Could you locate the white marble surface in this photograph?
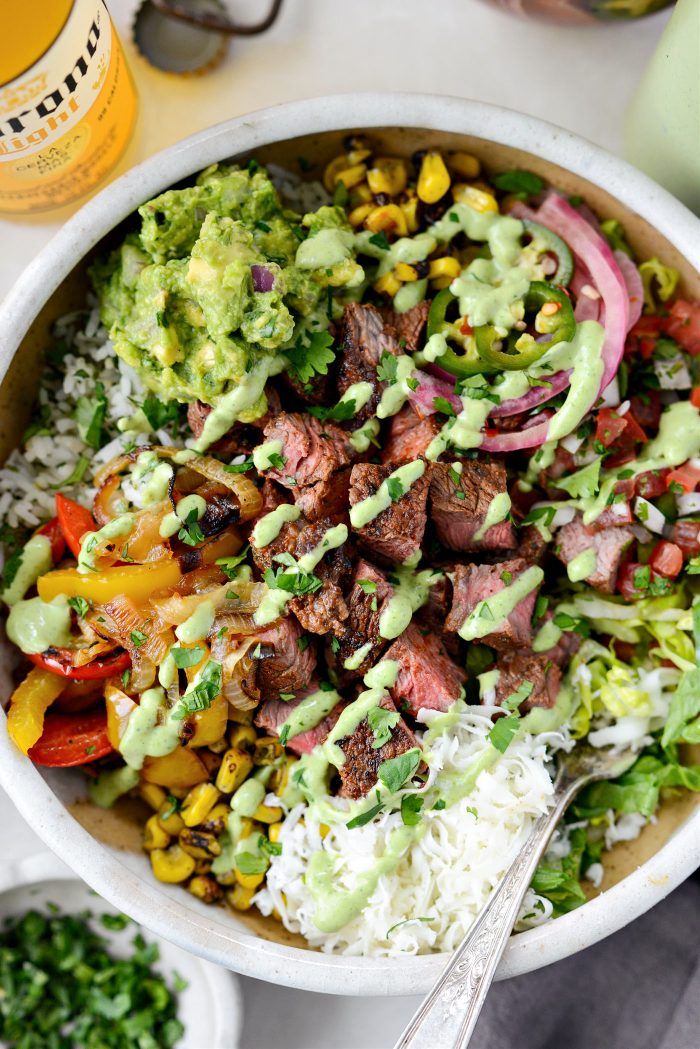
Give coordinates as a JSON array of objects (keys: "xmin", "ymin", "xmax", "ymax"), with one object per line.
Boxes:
[{"xmin": 0, "ymin": 2, "xmax": 675, "ymax": 1046}]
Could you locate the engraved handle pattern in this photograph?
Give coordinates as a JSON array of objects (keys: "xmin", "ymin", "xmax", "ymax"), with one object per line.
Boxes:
[{"xmin": 393, "ymin": 776, "xmax": 583, "ymax": 1049}]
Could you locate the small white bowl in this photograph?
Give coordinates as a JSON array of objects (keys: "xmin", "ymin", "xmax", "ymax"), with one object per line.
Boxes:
[
  {"xmin": 0, "ymin": 852, "xmax": 242, "ymax": 1049},
  {"xmin": 0, "ymin": 94, "xmax": 698, "ymax": 997}
]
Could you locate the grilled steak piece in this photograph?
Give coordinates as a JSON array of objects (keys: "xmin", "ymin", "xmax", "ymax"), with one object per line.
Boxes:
[
  {"xmin": 446, "ymin": 557, "xmax": 539, "ymax": 650},
  {"xmin": 349, "ymin": 462, "xmax": 429, "ymax": 565},
  {"xmin": 494, "ymin": 650, "xmax": 561, "ymax": 712},
  {"xmin": 337, "ymin": 303, "xmax": 401, "ymax": 423},
  {"xmin": 281, "ymin": 366, "xmax": 332, "ymax": 407},
  {"xmin": 381, "ymin": 406, "xmax": 442, "ymax": 465},
  {"xmin": 251, "ymin": 516, "xmax": 352, "ymax": 636},
  {"xmin": 255, "ymin": 615, "xmax": 317, "ymax": 699},
  {"xmin": 188, "ymin": 387, "xmax": 282, "ymax": 443},
  {"xmin": 292, "ymin": 466, "xmax": 352, "ymax": 521},
  {"xmin": 554, "ymin": 515, "xmax": 636, "ymax": 593},
  {"xmin": 384, "ymin": 622, "xmax": 466, "ymax": 717},
  {"xmin": 263, "ymin": 412, "xmax": 355, "ymax": 490},
  {"xmin": 254, "ymin": 684, "xmax": 344, "ymax": 756},
  {"xmin": 671, "ymin": 519, "xmax": 700, "ymax": 557},
  {"xmin": 517, "ymin": 524, "xmax": 549, "ymax": 565},
  {"xmin": 413, "ymin": 573, "xmax": 459, "ymax": 657},
  {"xmin": 429, "ymin": 461, "xmax": 515, "ymax": 552},
  {"xmin": 329, "ymin": 559, "xmax": 394, "ymax": 680},
  {"xmin": 259, "ymin": 478, "xmax": 290, "ymax": 515},
  {"xmin": 338, "ymin": 695, "xmax": 418, "ymax": 799},
  {"xmin": 378, "ymin": 300, "xmax": 430, "ymax": 353},
  {"xmin": 536, "ymin": 616, "xmax": 583, "ymax": 667}
]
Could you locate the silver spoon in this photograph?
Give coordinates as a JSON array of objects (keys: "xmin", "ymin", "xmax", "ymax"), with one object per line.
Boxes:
[{"xmin": 393, "ymin": 744, "xmax": 637, "ymax": 1049}]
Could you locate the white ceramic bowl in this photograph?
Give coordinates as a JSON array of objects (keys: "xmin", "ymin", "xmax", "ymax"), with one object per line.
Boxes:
[
  {"xmin": 0, "ymin": 94, "xmax": 699, "ymax": 997},
  {"xmin": 0, "ymin": 852, "xmax": 242, "ymax": 1048}
]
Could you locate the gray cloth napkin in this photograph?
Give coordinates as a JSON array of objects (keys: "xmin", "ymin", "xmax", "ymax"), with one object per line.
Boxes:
[{"xmin": 240, "ymin": 875, "xmax": 700, "ymax": 1049}]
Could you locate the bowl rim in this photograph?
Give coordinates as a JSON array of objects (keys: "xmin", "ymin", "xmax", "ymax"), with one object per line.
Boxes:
[{"xmin": 0, "ymin": 92, "xmax": 699, "ymax": 997}]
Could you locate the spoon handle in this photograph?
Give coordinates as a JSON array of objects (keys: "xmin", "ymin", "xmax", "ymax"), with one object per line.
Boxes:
[{"xmin": 393, "ymin": 776, "xmax": 583, "ymax": 1049}]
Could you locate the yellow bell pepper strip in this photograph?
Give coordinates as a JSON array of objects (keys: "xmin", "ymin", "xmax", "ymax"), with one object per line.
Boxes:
[
  {"xmin": 6, "ymin": 667, "xmax": 66, "ymax": 755},
  {"xmin": 37, "ymin": 560, "xmax": 181, "ymax": 605},
  {"xmin": 104, "ymin": 684, "xmax": 137, "ymax": 749},
  {"xmin": 141, "ymin": 748, "xmax": 209, "ymax": 789},
  {"xmin": 186, "ymin": 693, "xmax": 228, "ymax": 748}
]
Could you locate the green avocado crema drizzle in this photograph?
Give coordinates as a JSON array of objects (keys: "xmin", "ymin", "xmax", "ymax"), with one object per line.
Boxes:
[
  {"xmin": 276, "ymin": 686, "xmax": 342, "ymax": 745},
  {"xmin": 350, "ymin": 461, "xmax": 426, "ymax": 529},
  {"xmin": 378, "ymin": 553, "xmax": 443, "ymax": 641},
  {"xmin": 458, "ymin": 565, "xmax": 544, "ymax": 641},
  {"xmin": 78, "ymin": 514, "xmax": 134, "ymax": 574}
]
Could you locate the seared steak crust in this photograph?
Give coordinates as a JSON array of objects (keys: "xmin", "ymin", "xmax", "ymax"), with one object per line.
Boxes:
[
  {"xmin": 349, "ymin": 462, "xmax": 429, "ymax": 565},
  {"xmin": 446, "ymin": 558, "xmax": 538, "ymax": 650},
  {"xmin": 429, "ymin": 460, "xmax": 515, "ymax": 552},
  {"xmin": 338, "ymin": 695, "xmax": 418, "ymax": 799},
  {"xmin": 337, "ymin": 303, "xmax": 401, "ymax": 423}
]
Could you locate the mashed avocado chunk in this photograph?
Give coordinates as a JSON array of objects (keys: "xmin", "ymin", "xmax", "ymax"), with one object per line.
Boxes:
[{"xmin": 91, "ymin": 164, "xmax": 355, "ymax": 411}]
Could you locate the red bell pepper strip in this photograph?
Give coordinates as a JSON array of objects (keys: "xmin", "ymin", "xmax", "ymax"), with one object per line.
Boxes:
[
  {"xmin": 27, "ymin": 648, "xmax": 131, "ymax": 681},
  {"xmin": 55, "ymin": 493, "xmax": 96, "ymax": 559},
  {"xmin": 36, "ymin": 517, "xmax": 66, "ymax": 563},
  {"xmin": 28, "ymin": 709, "xmax": 113, "ymax": 767}
]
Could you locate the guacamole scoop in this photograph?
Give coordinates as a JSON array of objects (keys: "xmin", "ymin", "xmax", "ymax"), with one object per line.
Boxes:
[{"xmin": 91, "ymin": 164, "xmax": 333, "ymax": 413}]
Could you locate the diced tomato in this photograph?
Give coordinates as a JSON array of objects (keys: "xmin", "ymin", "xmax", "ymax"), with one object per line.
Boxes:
[
  {"xmin": 662, "ymin": 299, "xmax": 700, "ymax": 355},
  {"xmin": 629, "ymin": 391, "xmax": 661, "ymax": 432},
  {"xmin": 612, "ymin": 640, "xmax": 637, "ymax": 663},
  {"xmin": 605, "ymin": 409, "xmax": 648, "ymax": 469},
  {"xmin": 650, "ymin": 541, "xmax": 683, "ymax": 579},
  {"xmin": 639, "ymin": 338, "xmax": 657, "ymax": 360},
  {"xmin": 595, "ymin": 408, "xmax": 627, "ymax": 448},
  {"xmin": 28, "ymin": 709, "xmax": 112, "ymax": 767},
  {"xmin": 55, "ymin": 494, "xmax": 96, "ymax": 559},
  {"xmin": 671, "ymin": 519, "xmax": 700, "ymax": 557},
  {"xmin": 631, "ymin": 315, "xmax": 663, "ymax": 339},
  {"xmin": 666, "ymin": 462, "xmax": 700, "ymax": 494},
  {"xmin": 691, "ymin": 388, "xmax": 700, "ymax": 409},
  {"xmin": 27, "ymin": 648, "xmax": 131, "ymax": 681},
  {"xmin": 635, "ymin": 469, "xmax": 669, "ymax": 500},
  {"xmin": 36, "ymin": 517, "xmax": 66, "ymax": 563},
  {"xmin": 616, "ymin": 562, "xmax": 649, "ymax": 601}
]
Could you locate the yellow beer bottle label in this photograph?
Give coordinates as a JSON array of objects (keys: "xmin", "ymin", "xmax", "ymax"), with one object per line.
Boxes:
[{"xmin": 0, "ymin": 0, "xmax": 137, "ymax": 214}]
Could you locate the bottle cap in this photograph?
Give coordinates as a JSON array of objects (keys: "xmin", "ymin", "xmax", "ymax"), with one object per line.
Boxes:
[{"xmin": 132, "ymin": 0, "xmax": 229, "ymax": 75}]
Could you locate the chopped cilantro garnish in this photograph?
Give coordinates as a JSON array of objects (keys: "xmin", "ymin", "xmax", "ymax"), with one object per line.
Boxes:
[
  {"xmin": 357, "ymin": 579, "xmax": 377, "ymax": 594},
  {"xmin": 75, "ymin": 382, "xmax": 107, "ymax": 449},
  {"xmin": 490, "ymin": 169, "xmax": 544, "ymax": 197},
  {"xmin": 347, "ymin": 790, "xmax": 384, "ymax": 829},
  {"xmin": 368, "ymin": 231, "xmax": 390, "ymax": 251},
  {"xmin": 130, "ymin": 629, "xmax": 148, "ymax": 648},
  {"xmin": 68, "ymin": 596, "xmax": 90, "ymax": 618},
  {"xmin": 173, "ymin": 660, "xmax": 222, "ymax": 720},
  {"xmin": 376, "ymin": 352, "xmax": 399, "ymax": 384},
  {"xmin": 170, "ymin": 645, "xmax": 205, "ymax": 669},
  {"xmin": 502, "ymin": 681, "xmax": 534, "ymax": 711},
  {"xmin": 432, "ymin": 396, "xmax": 456, "ymax": 417},
  {"xmin": 264, "ymin": 566, "xmax": 323, "ymax": 596},
  {"xmin": 141, "ymin": 395, "xmax": 180, "ymax": 432},
  {"xmin": 309, "ymin": 398, "xmax": 358, "ymax": 423},
  {"xmin": 284, "ymin": 330, "xmax": 335, "ymax": 385},
  {"xmin": 489, "ymin": 713, "xmax": 520, "ymax": 753},
  {"xmin": 400, "ymin": 793, "xmax": 424, "ymax": 827},
  {"xmin": 367, "ymin": 706, "xmax": 400, "ymax": 749},
  {"xmin": 378, "ymin": 748, "xmax": 422, "ymax": 793},
  {"xmin": 177, "ymin": 508, "xmax": 205, "ymax": 546},
  {"xmin": 224, "ymin": 457, "xmax": 255, "ymax": 473},
  {"xmin": 216, "ymin": 547, "xmax": 250, "ymax": 579},
  {"xmin": 386, "ymin": 477, "xmax": 405, "ymax": 502}
]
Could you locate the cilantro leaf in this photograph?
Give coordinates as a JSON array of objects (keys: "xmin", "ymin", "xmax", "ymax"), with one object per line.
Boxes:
[
  {"xmin": 141, "ymin": 395, "xmax": 181, "ymax": 431},
  {"xmin": 68, "ymin": 596, "xmax": 90, "ymax": 618},
  {"xmin": 378, "ymin": 748, "xmax": 422, "ymax": 792},
  {"xmin": 432, "ymin": 396, "xmax": 456, "ymax": 417},
  {"xmin": 75, "ymin": 382, "xmax": 107, "ymax": 449},
  {"xmin": 224, "ymin": 457, "xmax": 255, "ymax": 473},
  {"xmin": 284, "ymin": 330, "xmax": 336, "ymax": 385},
  {"xmin": 376, "ymin": 352, "xmax": 398, "ymax": 384},
  {"xmin": 309, "ymin": 399, "xmax": 358, "ymax": 423},
  {"xmin": 368, "ymin": 231, "xmax": 390, "ymax": 251},
  {"xmin": 386, "ymin": 476, "xmax": 405, "ymax": 502},
  {"xmin": 490, "ymin": 170, "xmax": 544, "ymax": 196},
  {"xmin": 173, "ymin": 660, "xmax": 222, "ymax": 720},
  {"xmin": 357, "ymin": 578, "xmax": 377, "ymax": 594},
  {"xmin": 170, "ymin": 645, "xmax": 205, "ymax": 669},
  {"xmin": 488, "ymin": 714, "xmax": 520, "ymax": 753},
  {"xmin": 216, "ymin": 546, "xmax": 250, "ymax": 579},
  {"xmin": 347, "ymin": 792, "xmax": 384, "ymax": 829},
  {"xmin": 367, "ymin": 706, "xmax": 400, "ymax": 749},
  {"xmin": 130, "ymin": 629, "xmax": 148, "ymax": 648},
  {"xmin": 400, "ymin": 793, "xmax": 424, "ymax": 827},
  {"xmin": 235, "ymin": 852, "xmax": 268, "ymax": 875},
  {"xmin": 264, "ymin": 565, "xmax": 323, "ymax": 596},
  {"xmin": 177, "ymin": 508, "xmax": 206, "ymax": 547},
  {"xmin": 501, "ymin": 681, "xmax": 533, "ymax": 712}
]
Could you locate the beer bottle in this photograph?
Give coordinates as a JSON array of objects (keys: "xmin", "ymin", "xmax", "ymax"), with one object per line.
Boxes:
[{"xmin": 0, "ymin": 0, "xmax": 137, "ymax": 214}]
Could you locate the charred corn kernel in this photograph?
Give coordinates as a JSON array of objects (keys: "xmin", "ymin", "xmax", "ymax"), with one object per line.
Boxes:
[
  {"xmin": 150, "ymin": 844, "xmax": 196, "ymax": 884},
  {"xmin": 181, "ymin": 782, "xmax": 220, "ymax": 828},
  {"xmin": 194, "ymin": 859, "xmax": 212, "ymax": 875},
  {"xmin": 179, "ymin": 828, "xmax": 221, "ymax": 860},
  {"xmin": 228, "ymin": 705, "xmax": 253, "ymax": 726},
  {"xmin": 188, "ymin": 875, "xmax": 223, "ymax": 904},
  {"xmin": 215, "ymin": 747, "xmax": 253, "ymax": 793},
  {"xmin": 452, "ymin": 183, "xmax": 498, "ymax": 213},
  {"xmin": 348, "ymin": 203, "xmax": 373, "ymax": 227},
  {"xmin": 331, "ymin": 163, "xmax": 366, "ymax": 191},
  {"xmin": 346, "ymin": 147, "xmax": 371, "ymax": 166},
  {"xmin": 271, "ymin": 759, "xmax": 295, "ymax": 795},
  {"xmin": 200, "ymin": 802, "xmax": 230, "ymax": 836},
  {"xmin": 139, "ymin": 782, "xmax": 167, "ymax": 812},
  {"xmin": 364, "ymin": 203, "xmax": 407, "ymax": 237},
  {"xmin": 394, "ymin": 262, "xmax": 420, "ymax": 282},
  {"xmin": 157, "ymin": 803, "xmax": 184, "ymax": 836},
  {"xmin": 400, "ymin": 192, "xmax": 420, "ymax": 233},
  {"xmin": 198, "ymin": 751, "xmax": 223, "ymax": 777},
  {"xmin": 367, "ymin": 157, "xmax": 408, "ymax": 197},
  {"xmin": 168, "ymin": 787, "xmax": 188, "ymax": 799},
  {"xmin": 229, "ymin": 724, "xmax": 257, "ymax": 749},
  {"xmin": 374, "ymin": 272, "xmax": 402, "ymax": 297},
  {"xmin": 216, "ymin": 868, "xmax": 238, "ymax": 886},
  {"xmin": 208, "ymin": 736, "xmax": 228, "ymax": 754},
  {"xmin": 448, "ymin": 152, "xmax": 481, "ymax": 179},
  {"xmin": 227, "ymin": 884, "xmax": 255, "ymax": 911},
  {"xmin": 431, "ymin": 276, "xmax": 453, "ymax": 291},
  {"xmin": 417, "ymin": 152, "xmax": 451, "ymax": 204},
  {"xmin": 253, "ymin": 803, "xmax": 283, "ymax": 824},
  {"xmin": 143, "ymin": 815, "xmax": 170, "ymax": 851},
  {"xmin": 268, "ymin": 822, "xmax": 283, "ymax": 844},
  {"xmin": 253, "ymin": 737, "xmax": 283, "ymax": 766},
  {"xmin": 319, "ymin": 823, "xmax": 330, "ymax": 839},
  {"xmin": 350, "ymin": 182, "xmax": 373, "ymax": 205},
  {"xmin": 428, "ymin": 257, "xmax": 461, "ymax": 281},
  {"xmin": 235, "ymin": 868, "xmax": 266, "ymax": 890},
  {"xmin": 323, "ymin": 155, "xmax": 349, "ymax": 191}
]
